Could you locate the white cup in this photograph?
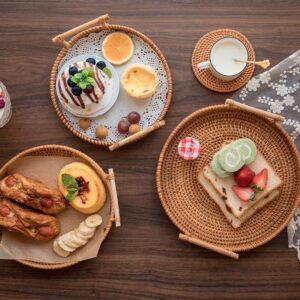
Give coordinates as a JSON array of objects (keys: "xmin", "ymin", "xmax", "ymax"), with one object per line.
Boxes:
[{"xmin": 197, "ymin": 37, "xmax": 248, "ymax": 81}]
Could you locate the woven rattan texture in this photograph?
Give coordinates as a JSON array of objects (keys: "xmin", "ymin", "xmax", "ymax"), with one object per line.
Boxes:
[
  {"xmin": 191, "ymin": 29, "xmax": 255, "ymax": 93},
  {"xmin": 50, "ymin": 24, "xmax": 172, "ymax": 147},
  {"xmin": 156, "ymin": 105, "xmax": 300, "ymax": 252},
  {"xmin": 0, "ymin": 145, "xmax": 114, "ymax": 269}
]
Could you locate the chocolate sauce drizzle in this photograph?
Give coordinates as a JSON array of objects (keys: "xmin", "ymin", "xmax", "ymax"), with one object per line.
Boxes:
[
  {"xmin": 60, "ymin": 62, "xmax": 107, "ymax": 109},
  {"xmin": 61, "ymin": 76, "xmax": 81, "ymax": 107},
  {"xmin": 95, "ymin": 70, "xmax": 105, "ymax": 94}
]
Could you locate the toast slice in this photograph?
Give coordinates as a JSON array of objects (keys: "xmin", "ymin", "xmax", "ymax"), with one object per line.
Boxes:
[
  {"xmin": 197, "ymin": 149, "xmax": 282, "ymax": 228},
  {"xmin": 202, "ymin": 150, "xmax": 282, "ymax": 219},
  {"xmin": 198, "ymin": 172, "xmax": 281, "ymax": 228}
]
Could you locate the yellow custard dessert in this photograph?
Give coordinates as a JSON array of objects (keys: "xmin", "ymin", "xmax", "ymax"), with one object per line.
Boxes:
[
  {"xmin": 121, "ymin": 64, "xmax": 159, "ymax": 99},
  {"xmin": 58, "ymin": 162, "xmax": 106, "ymax": 214}
]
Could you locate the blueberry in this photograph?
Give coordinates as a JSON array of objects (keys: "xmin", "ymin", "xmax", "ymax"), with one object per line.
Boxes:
[
  {"xmin": 69, "ymin": 66, "xmax": 78, "ymax": 75},
  {"xmin": 67, "ymin": 78, "xmax": 77, "ymax": 87},
  {"xmin": 96, "ymin": 61, "xmax": 106, "ymax": 70},
  {"xmin": 72, "ymin": 86, "xmax": 82, "ymax": 96},
  {"xmin": 86, "ymin": 58, "xmax": 96, "ymax": 65}
]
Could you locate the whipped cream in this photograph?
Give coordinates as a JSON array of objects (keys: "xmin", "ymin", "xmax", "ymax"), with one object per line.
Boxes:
[{"xmin": 57, "ymin": 61, "xmax": 111, "ymax": 117}]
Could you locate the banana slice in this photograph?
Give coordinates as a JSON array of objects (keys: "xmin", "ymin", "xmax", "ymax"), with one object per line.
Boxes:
[
  {"xmin": 53, "ymin": 214, "xmax": 103, "ymax": 257},
  {"xmin": 53, "ymin": 240, "xmax": 70, "ymax": 257},
  {"xmin": 85, "ymin": 214, "xmax": 102, "ymax": 228},
  {"xmin": 57, "ymin": 237, "xmax": 76, "ymax": 252},
  {"xmin": 78, "ymin": 221, "xmax": 96, "ymax": 236},
  {"xmin": 61, "ymin": 232, "xmax": 80, "ymax": 249},
  {"xmin": 75, "ymin": 228, "xmax": 94, "ymax": 241},
  {"xmin": 68, "ymin": 230, "xmax": 86, "ymax": 247},
  {"xmin": 76, "ymin": 228, "xmax": 95, "ymax": 240},
  {"xmin": 73, "ymin": 229, "xmax": 89, "ymax": 246}
]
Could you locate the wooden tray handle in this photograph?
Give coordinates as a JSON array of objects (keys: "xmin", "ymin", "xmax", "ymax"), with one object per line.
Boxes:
[
  {"xmin": 225, "ymin": 99, "xmax": 285, "ymax": 122},
  {"xmin": 107, "ymin": 168, "xmax": 121, "ymax": 227},
  {"xmin": 52, "ymin": 14, "xmax": 110, "ymax": 49},
  {"xmin": 179, "ymin": 233, "xmax": 239, "ymax": 260},
  {"xmin": 109, "ymin": 120, "xmax": 166, "ymax": 151}
]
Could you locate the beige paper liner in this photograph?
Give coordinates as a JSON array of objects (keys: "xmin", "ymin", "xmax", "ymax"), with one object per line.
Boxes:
[{"xmin": 0, "ymin": 156, "xmax": 111, "ymax": 264}]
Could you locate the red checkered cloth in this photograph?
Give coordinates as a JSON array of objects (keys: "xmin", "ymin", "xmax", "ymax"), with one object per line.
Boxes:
[{"xmin": 178, "ymin": 137, "xmax": 201, "ymax": 160}]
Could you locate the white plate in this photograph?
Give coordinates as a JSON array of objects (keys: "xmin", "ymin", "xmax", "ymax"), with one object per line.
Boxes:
[{"xmin": 56, "ymin": 54, "xmax": 120, "ymax": 118}]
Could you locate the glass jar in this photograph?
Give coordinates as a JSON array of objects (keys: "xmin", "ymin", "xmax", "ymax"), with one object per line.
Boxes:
[{"xmin": 0, "ymin": 81, "xmax": 12, "ymax": 128}]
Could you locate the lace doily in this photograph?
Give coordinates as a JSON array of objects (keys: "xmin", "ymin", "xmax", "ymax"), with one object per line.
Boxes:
[
  {"xmin": 288, "ymin": 208, "xmax": 300, "ymax": 260},
  {"xmin": 233, "ymin": 49, "xmax": 300, "ymax": 260},
  {"xmin": 57, "ymin": 30, "xmax": 169, "ymax": 143},
  {"xmin": 234, "ymin": 50, "xmax": 300, "ymax": 148}
]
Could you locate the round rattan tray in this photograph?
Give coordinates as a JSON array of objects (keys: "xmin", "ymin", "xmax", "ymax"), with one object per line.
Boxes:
[
  {"xmin": 156, "ymin": 100, "xmax": 300, "ymax": 254},
  {"xmin": 191, "ymin": 29, "xmax": 255, "ymax": 93},
  {"xmin": 50, "ymin": 14, "xmax": 172, "ymax": 150},
  {"xmin": 0, "ymin": 145, "xmax": 117, "ymax": 269}
]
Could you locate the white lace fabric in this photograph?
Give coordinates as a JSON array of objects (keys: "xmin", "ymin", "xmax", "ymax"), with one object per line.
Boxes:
[
  {"xmin": 233, "ymin": 50, "xmax": 300, "ymax": 260},
  {"xmin": 57, "ymin": 30, "xmax": 169, "ymax": 143}
]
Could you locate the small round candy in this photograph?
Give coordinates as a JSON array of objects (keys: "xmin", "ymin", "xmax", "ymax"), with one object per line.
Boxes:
[
  {"xmin": 178, "ymin": 137, "xmax": 201, "ymax": 160},
  {"xmin": 95, "ymin": 125, "xmax": 108, "ymax": 139},
  {"xmin": 129, "ymin": 124, "xmax": 140, "ymax": 134},
  {"xmin": 79, "ymin": 118, "xmax": 91, "ymax": 130}
]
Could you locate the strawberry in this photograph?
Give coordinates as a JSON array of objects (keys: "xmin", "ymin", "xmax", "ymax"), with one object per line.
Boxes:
[
  {"xmin": 252, "ymin": 168, "xmax": 268, "ymax": 191},
  {"xmin": 234, "ymin": 166, "xmax": 255, "ymax": 187},
  {"xmin": 232, "ymin": 186, "xmax": 256, "ymax": 202}
]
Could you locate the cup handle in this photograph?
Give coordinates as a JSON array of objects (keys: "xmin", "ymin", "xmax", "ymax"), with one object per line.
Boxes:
[{"xmin": 197, "ymin": 60, "xmax": 210, "ymax": 69}]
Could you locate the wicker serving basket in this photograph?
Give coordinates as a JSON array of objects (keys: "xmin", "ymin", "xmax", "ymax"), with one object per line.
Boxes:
[
  {"xmin": 50, "ymin": 14, "xmax": 172, "ymax": 151},
  {"xmin": 156, "ymin": 99, "xmax": 300, "ymax": 259},
  {"xmin": 0, "ymin": 145, "xmax": 120, "ymax": 269}
]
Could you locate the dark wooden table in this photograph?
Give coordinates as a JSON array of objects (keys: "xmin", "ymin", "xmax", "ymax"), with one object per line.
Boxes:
[{"xmin": 0, "ymin": 0, "xmax": 299, "ymax": 299}]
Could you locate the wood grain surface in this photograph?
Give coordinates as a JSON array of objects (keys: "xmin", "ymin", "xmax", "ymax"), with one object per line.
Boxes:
[{"xmin": 0, "ymin": 0, "xmax": 299, "ymax": 299}]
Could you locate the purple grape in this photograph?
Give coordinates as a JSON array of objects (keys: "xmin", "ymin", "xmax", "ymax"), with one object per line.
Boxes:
[
  {"xmin": 118, "ymin": 119, "xmax": 130, "ymax": 133},
  {"xmin": 127, "ymin": 111, "xmax": 141, "ymax": 124},
  {"xmin": 83, "ymin": 85, "xmax": 94, "ymax": 94}
]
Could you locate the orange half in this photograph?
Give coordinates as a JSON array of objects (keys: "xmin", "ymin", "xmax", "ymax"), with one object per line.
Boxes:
[{"xmin": 102, "ymin": 32, "xmax": 134, "ymax": 65}]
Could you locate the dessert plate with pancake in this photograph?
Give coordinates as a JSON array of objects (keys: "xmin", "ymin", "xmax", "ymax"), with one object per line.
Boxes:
[
  {"xmin": 56, "ymin": 54, "xmax": 119, "ymax": 118},
  {"xmin": 0, "ymin": 145, "xmax": 120, "ymax": 269},
  {"xmin": 156, "ymin": 100, "xmax": 300, "ymax": 256},
  {"xmin": 51, "ymin": 14, "xmax": 172, "ymax": 148}
]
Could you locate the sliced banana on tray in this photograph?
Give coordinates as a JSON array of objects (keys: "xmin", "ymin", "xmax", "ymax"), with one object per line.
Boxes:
[
  {"xmin": 62, "ymin": 232, "xmax": 82, "ymax": 249},
  {"xmin": 85, "ymin": 214, "xmax": 102, "ymax": 228},
  {"xmin": 75, "ymin": 228, "xmax": 95, "ymax": 240},
  {"xmin": 70, "ymin": 230, "xmax": 87, "ymax": 246},
  {"xmin": 53, "ymin": 240, "xmax": 70, "ymax": 257},
  {"xmin": 53, "ymin": 214, "xmax": 102, "ymax": 257},
  {"xmin": 57, "ymin": 237, "xmax": 76, "ymax": 252},
  {"xmin": 78, "ymin": 221, "xmax": 96, "ymax": 236}
]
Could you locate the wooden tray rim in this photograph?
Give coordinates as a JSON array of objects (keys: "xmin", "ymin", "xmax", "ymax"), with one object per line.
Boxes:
[
  {"xmin": 50, "ymin": 23, "xmax": 173, "ymax": 147},
  {"xmin": 156, "ymin": 104, "xmax": 300, "ymax": 252},
  {"xmin": 0, "ymin": 144, "xmax": 115, "ymax": 269}
]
